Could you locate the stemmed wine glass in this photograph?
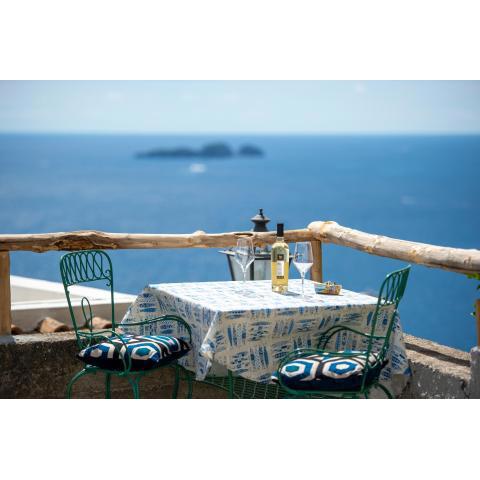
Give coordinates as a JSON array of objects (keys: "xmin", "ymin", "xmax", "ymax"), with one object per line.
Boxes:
[
  {"xmin": 293, "ymin": 242, "xmax": 313, "ymax": 298},
  {"xmin": 233, "ymin": 237, "xmax": 255, "ymax": 285}
]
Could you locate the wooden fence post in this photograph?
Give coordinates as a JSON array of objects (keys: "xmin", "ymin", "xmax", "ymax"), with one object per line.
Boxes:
[
  {"xmin": 0, "ymin": 251, "xmax": 12, "ymax": 335},
  {"xmin": 310, "ymin": 240, "xmax": 323, "ymax": 283}
]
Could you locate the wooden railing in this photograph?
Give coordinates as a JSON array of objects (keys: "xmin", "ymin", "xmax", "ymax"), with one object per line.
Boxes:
[{"xmin": 1, "ymin": 220, "xmax": 479, "ymax": 341}]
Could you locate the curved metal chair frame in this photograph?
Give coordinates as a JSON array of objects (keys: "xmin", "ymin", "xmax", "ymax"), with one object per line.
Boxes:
[
  {"xmin": 275, "ymin": 266, "xmax": 411, "ymax": 399},
  {"xmin": 60, "ymin": 250, "xmax": 193, "ymax": 399}
]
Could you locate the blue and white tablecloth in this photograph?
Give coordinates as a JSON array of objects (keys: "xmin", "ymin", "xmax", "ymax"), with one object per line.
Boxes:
[{"xmin": 121, "ymin": 279, "xmax": 410, "ymax": 395}]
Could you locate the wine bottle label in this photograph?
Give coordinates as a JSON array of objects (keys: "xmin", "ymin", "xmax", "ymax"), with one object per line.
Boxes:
[
  {"xmin": 276, "ymin": 253, "xmax": 285, "ymax": 278},
  {"xmin": 276, "ymin": 261, "xmax": 284, "ymax": 277}
]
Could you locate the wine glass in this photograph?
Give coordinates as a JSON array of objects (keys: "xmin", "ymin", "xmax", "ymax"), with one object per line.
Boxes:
[
  {"xmin": 233, "ymin": 237, "xmax": 255, "ymax": 285},
  {"xmin": 293, "ymin": 242, "xmax": 313, "ymax": 298}
]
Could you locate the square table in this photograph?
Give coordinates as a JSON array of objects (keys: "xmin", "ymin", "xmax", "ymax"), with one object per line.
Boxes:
[{"xmin": 121, "ymin": 279, "xmax": 410, "ymax": 396}]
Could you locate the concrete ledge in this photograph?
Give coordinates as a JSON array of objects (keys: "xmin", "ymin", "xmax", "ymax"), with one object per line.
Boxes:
[
  {"xmin": 401, "ymin": 334, "xmax": 470, "ymax": 399},
  {"xmin": 469, "ymin": 346, "xmax": 480, "ymax": 399},
  {"xmin": 0, "ymin": 332, "xmax": 226, "ymax": 399},
  {"xmin": 0, "ymin": 331, "xmax": 474, "ymax": 399}
]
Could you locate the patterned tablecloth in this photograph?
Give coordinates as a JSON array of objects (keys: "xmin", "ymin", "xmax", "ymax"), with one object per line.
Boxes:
[{"xmin": 121, "ymin": 279, "xmax": 410, "ymax": 395}]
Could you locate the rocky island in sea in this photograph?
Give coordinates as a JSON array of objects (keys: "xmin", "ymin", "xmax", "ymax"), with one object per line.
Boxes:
[{"xmin": 137, "ymin": 142, "xmax": 263, "ymax": 159}]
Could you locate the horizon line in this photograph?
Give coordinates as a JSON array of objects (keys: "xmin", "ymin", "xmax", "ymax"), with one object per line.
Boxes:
[{"xmin": 1, "ymin": 131, "xmax": 480, "ymax": 136}]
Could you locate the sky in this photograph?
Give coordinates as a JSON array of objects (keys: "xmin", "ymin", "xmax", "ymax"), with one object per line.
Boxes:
[{"xmin": 0, "ymin": 81, "xmax": 479, "ymax": 134}]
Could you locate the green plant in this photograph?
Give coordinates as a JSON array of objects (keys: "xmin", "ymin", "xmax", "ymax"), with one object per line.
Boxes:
[{"xmin": 467, "ymin": 273, "xmax": 480, "ymax": 317}]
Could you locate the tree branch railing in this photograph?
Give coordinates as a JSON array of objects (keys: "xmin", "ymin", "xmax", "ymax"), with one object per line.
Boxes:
[
  {"xmin": 308, "ymin": 221, "xmax": 480, "ymax": 275},
  {"xmin": 0, "ymin": 220, "xmax": 479, "ymax": 339},
  {"xmin": 0, "ymin": 228, "xmax": 313, "ymax": 252}
]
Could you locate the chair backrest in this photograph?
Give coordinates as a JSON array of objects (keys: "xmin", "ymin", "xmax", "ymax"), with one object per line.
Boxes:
[
  {"xmin": 366, "ymin": 265, "xmax": 411, "ymax": 361},
  {"xmin": 59, "ymin": 250, "xmax": 116, "ymax": 342}
]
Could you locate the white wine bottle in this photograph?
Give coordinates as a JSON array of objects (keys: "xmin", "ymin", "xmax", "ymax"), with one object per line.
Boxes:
[{"xmin": 271, "ymin": 223, "xmax": 289, "ymax": 293}]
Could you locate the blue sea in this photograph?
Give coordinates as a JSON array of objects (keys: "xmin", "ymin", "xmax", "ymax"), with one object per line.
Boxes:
[{"xmin": 0, "ymin": 134, "xmax": 478, "ymax": 351}]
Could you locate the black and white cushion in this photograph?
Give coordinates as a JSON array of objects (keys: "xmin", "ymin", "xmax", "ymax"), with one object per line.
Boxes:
[
  {"xmin": 272, "ymin": 350, "xmax": 387, "ymax": 391},
  {"xmin": 78, "ymin": 334, "xmax": 191, "ymax": 371}
]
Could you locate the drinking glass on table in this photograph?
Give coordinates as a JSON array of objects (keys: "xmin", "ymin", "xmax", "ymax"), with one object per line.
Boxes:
[
  {"xmin": 293, "ymin": 242, "xmax": 313, "ymax": 298},
  {"xmin": 233, "ymin": 237, "xmax": 255, "ymax": 285}
]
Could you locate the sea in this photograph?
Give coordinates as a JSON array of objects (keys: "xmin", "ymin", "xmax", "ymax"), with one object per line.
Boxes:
[{"xmin": 0, "ymin": 134, "xmax": 478, "ymax": 351}]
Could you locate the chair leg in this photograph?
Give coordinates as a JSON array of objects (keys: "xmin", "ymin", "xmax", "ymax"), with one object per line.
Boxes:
[
  {"xmin": 105, "ymin": 373, "xmax": 112, "ymax": 399},
  {"xmin": 185, "ymin": 369, "xmax": 193, "ymax": 399},
  {"xmin": 127, "ymin": 377, "xmax": 140, "ymax": 399},
  {"xmin": 66, "ymin": 368, "xmax": 89, "ymax": 399},
  {"xmin": 172, "ymin": 364, "xmax": 180, "ymax": 399},
  {"xmin": 227, "ymin": 371, "xmax": 235, "ymax": 399},
  {"xmin": 376, "ymin": 382, "xmax": 394, "ymax": 399}
]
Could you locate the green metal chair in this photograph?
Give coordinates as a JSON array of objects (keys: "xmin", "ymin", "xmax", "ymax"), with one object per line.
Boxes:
[
  {"xmin": 60, "ymin": 249, "xmax": 193, "ymax": 399},
  {"xmin": 274, "ymin": 266, "xmax": 411, "ymax": 399}
]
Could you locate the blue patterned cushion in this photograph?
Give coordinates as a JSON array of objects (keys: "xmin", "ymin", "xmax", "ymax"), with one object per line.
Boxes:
[
  {"xmin": 78, "ymin": 334, "xmax": 191, "ymax": 371},
  {"xmin": 272, "ymin": 350, "xmax": 387, "ymax": 391}
]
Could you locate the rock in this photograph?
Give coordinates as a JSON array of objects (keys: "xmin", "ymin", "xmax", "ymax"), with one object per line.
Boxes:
[
  {"xmin": 199, "ymin": 143, "xmax": 233, "ymax": 158},
  {"xmin": 91, "ymin": 316, "xmax": 112, "ymax": 330},
  {"xmin": 137, "ymin": 142, "xmax": 234, "ymax": 159},
  {"xmin": 137, "ymin": 147, "xmax": 196, "ymax": 158},
  {"xmin": 36, "ymin": 317, "xmax": 70, "ymax": 333},
  {"xmin": 11, "ymin": 324, "xmax": 23, "ymax": 335},
  {"xmin": 238, "ymin": 144, "xmax": 263, "ymax": 156}
]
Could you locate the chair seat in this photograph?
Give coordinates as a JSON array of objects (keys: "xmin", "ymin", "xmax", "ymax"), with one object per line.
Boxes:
[
  {"xmin": 78, "ymin": 334, "xmax": 191, "ymax": 372},
  {"xmin": 272, "ymin": 350, "xmax": 387, "ymax": 392}
]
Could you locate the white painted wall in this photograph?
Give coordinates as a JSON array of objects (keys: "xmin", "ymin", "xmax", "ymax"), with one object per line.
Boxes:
[{"xmin": 11, "ymin": 275, "xmax": 136, "ymax": 331}]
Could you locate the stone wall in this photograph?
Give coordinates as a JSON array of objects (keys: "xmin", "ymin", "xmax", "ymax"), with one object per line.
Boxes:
[
  {"xmin": 401, "ymin": 334, "xmax": 471, "ymax": 399},
  {"xmin": 0, "ymin": 332, "xmax": 475, "ymax": 399},
  {"xmin": 0, "ymin": 332, "xmax": 226, "ymax": 399}
]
